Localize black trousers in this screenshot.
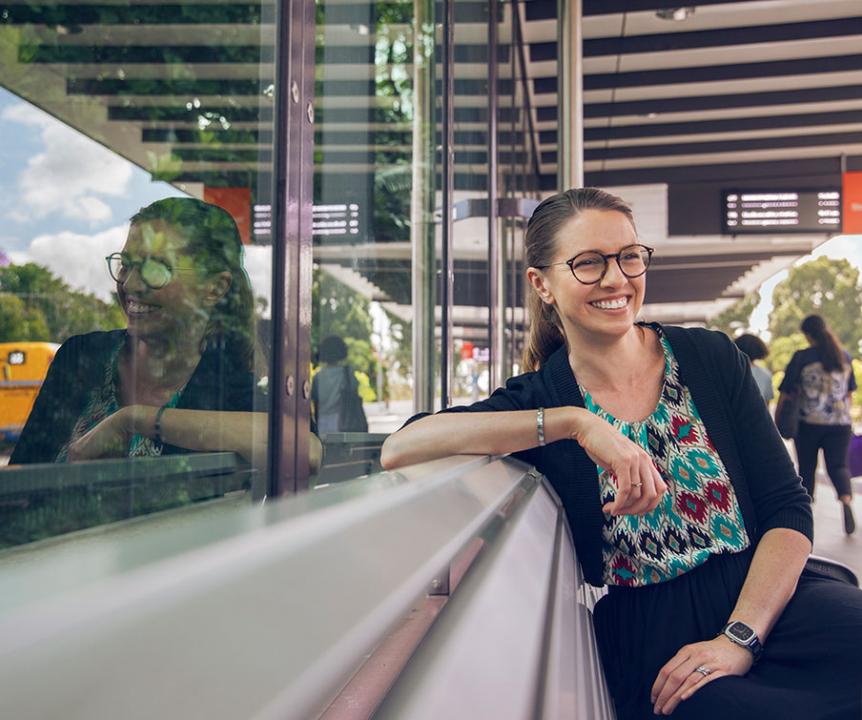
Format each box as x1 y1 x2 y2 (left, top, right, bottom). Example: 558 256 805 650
794 422 853 498
594 550 862 720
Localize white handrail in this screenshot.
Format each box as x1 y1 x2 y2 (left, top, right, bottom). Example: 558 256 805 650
0 455 614 719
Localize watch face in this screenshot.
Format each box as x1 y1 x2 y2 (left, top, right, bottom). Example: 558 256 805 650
727 622 754 643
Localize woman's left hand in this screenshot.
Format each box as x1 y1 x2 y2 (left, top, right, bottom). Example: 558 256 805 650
67 407 136 461
651 636 753 715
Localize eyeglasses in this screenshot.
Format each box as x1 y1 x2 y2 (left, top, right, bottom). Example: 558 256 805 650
536 243 654 285
106 252 196 290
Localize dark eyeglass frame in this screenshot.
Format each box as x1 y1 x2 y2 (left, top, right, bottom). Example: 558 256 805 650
535 243 655 285
105 252 195 290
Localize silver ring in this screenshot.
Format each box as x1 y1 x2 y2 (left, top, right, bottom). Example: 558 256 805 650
694 666 711 677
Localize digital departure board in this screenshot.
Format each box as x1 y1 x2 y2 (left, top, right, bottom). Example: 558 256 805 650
722 190 841 234
312 203 361 238
249 202 364 241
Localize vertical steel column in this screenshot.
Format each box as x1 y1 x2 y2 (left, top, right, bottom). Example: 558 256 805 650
269 0 315 496
506 12 517 379
411 0 437 413
558 0 584 188
440 0 455 408
487 0 501 392
512 0 542 187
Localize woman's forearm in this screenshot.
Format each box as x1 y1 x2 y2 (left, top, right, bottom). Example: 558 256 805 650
128 406 268 463
727 528 811 642
380 406 586 470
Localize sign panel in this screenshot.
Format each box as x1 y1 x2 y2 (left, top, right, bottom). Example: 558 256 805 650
204 186 252 244
721 189 841 234
312 203 362 239
843 172 862 234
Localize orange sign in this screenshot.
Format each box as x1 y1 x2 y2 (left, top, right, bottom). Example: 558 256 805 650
842 172 862 234
203 187 252 244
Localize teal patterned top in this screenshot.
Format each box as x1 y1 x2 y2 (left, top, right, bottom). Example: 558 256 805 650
580 327 750 587
56 339 183 462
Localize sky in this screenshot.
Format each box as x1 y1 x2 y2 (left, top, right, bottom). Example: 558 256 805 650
749 233 862 340
0 88 273 308
1 86 860 330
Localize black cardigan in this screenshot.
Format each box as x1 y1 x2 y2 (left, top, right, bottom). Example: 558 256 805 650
10 330 258 465
426 325 813 587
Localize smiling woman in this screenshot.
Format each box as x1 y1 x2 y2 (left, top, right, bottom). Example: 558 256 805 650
382 187 862 719
10 198 265 466
0 186 286 545
0 0 300 551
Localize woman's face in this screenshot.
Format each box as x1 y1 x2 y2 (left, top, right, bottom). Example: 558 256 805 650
117 219 229 344
528 209 645 342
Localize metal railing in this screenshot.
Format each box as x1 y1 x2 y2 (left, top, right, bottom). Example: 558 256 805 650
0 455 614 719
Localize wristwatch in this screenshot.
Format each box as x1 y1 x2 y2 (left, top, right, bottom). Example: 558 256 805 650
720 621 763 663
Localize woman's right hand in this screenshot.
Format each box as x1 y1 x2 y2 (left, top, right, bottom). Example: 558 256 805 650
570 409 667 517
66 407 135 461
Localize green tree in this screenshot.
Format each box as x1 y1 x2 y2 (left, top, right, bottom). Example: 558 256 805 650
0 294 50 341
768 257 862 357
312 267 378 400
765 332 807 376
0 263 125 343
708 291 760 336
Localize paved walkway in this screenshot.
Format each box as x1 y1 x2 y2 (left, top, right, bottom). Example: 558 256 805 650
811 476 862 579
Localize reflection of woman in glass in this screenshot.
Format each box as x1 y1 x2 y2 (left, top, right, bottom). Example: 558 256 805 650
383 189 862 719
11 198 267 464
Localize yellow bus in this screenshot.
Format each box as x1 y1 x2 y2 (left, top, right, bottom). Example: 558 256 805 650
0 342 59 442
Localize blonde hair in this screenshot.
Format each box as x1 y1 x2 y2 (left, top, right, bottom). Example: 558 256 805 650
522 188 636 372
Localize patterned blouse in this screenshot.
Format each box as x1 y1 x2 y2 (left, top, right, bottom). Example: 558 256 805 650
580 327 750 587
56 340 183 462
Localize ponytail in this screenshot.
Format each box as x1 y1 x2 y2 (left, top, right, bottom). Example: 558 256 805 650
801 314 845 372
521 187 636 371
523 290 565 373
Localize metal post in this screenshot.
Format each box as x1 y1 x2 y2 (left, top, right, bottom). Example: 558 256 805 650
487 0 500 392
512 1 542 188
558 0 583 188
269 0 315 496
411 0 437 413
441 0 455 408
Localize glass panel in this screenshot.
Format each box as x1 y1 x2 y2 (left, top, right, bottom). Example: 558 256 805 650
312 0 436 485
451 3 491 405
0 0 276 548
501 0 539 380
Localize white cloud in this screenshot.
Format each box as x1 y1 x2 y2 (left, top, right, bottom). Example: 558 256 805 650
3 102 133 225
64 195 113 223
1 102 52 128
20 224 130 301
15 227 274 312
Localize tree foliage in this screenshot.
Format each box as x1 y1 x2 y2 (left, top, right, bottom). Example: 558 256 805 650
708 291 760 336
768 257 862 357
0 263 125 344
312 267 379 400
764 332 807 376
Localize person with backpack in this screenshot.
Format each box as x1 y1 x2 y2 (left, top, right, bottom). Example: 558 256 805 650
311 335 368 433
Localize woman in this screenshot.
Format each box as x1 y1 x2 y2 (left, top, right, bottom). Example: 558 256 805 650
312 335 368 433
734 334 773 404
10 197 269 464
381 189 862 719
778 314 857 535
